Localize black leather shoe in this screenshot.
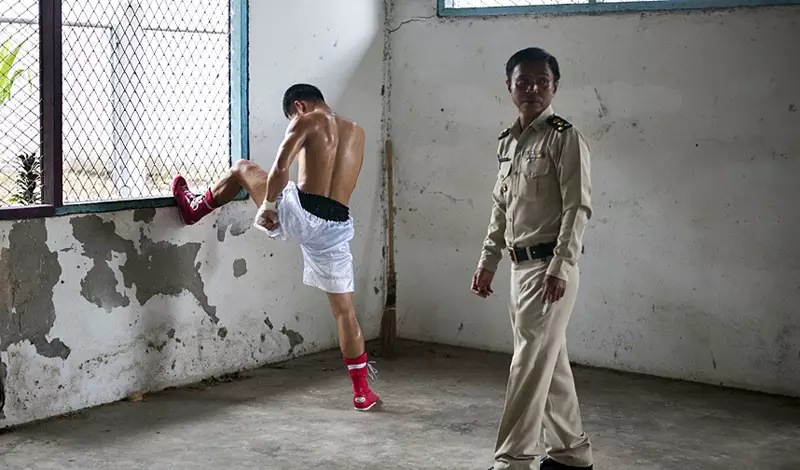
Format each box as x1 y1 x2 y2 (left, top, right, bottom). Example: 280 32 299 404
540 456 593 469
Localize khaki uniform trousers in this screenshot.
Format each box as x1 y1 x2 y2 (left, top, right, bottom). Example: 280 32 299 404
493 259 593 470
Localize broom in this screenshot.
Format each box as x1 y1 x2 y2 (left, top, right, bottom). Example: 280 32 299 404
379 138 397 359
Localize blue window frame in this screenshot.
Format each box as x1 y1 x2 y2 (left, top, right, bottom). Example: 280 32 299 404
438 0 800 17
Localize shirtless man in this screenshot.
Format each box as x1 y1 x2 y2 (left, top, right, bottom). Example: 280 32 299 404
170 83 380 411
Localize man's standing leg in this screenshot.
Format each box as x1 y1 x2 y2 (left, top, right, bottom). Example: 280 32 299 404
540 266 593 469
541 342 592 468
493 261 585 470
327 292 380 411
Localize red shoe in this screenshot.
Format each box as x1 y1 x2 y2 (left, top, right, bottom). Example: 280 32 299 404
345 353 381 411
171 175 215 225
354 387 380 411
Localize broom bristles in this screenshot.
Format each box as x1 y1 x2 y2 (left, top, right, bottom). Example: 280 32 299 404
380 273 397 357
380 304 396 358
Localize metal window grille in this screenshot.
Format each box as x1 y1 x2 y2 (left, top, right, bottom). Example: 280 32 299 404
62 0 231 203
0 0 41 207
0 0 231 209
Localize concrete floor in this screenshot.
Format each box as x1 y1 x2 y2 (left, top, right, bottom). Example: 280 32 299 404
1 341 798 470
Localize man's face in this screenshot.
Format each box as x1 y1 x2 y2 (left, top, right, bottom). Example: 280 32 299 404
507 60 557 118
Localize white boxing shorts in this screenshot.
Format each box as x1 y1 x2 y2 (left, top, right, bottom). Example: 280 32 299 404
253 181 355 294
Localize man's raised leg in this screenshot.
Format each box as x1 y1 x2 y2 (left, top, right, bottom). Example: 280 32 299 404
328 292 380 411
172 160 269 225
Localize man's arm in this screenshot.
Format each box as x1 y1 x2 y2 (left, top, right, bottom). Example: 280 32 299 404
477 176 508 274
264 116 316 203
546 128 592 282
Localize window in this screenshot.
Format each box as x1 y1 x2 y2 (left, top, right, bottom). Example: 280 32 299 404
0 0 248 219
438 0 800 16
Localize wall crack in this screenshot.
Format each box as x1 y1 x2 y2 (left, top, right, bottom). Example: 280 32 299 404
388 15 436 34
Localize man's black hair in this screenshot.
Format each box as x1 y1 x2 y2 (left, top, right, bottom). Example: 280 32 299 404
282 83 325 118
505 47 561 83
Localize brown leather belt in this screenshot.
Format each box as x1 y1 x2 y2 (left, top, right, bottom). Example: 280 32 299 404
508 242 556 264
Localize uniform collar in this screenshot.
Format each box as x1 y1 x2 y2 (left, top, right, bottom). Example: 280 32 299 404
510 105 555 138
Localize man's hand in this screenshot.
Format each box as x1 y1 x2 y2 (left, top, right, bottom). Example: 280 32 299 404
254 205 279 231
471 268 495 298
543 275 566 303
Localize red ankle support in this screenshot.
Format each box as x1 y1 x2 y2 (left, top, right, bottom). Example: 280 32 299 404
344 353 368 366
203 188 218 209
344 353 369 393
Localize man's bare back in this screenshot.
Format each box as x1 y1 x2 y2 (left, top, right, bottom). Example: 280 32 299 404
295 110 365 208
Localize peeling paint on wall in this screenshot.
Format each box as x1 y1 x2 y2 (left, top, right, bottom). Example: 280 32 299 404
216 206 252 242
233 258 247 278
71 216 133 312
147 339 168 353
281 326 304 353
81 266 131 312
123 233 218 323
133 208 156 224
71 215 219 323
0 220 70 360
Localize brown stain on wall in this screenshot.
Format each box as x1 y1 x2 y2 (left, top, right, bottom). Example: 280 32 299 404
0 219 69 360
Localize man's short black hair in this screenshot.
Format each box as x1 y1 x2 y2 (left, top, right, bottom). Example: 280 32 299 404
282 83 325 118
505 47 561 83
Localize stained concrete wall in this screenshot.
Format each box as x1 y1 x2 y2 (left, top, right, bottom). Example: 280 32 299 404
0 0 386 428
389 0 800 396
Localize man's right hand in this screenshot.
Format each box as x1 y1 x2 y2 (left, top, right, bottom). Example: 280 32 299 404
254 204 279 231
471 268 495 298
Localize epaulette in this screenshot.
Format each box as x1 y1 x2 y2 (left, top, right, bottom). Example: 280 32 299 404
547 115 572 132
498 127 511 140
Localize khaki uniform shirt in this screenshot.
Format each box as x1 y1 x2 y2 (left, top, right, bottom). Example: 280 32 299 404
477 106 592 282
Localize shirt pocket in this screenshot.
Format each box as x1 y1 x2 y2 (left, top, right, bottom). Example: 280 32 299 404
519 151 555 201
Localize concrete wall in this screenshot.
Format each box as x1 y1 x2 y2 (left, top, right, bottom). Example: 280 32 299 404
389 0 800 396
0 0 386 428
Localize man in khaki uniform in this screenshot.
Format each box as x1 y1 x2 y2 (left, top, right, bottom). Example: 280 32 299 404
472 47 594 470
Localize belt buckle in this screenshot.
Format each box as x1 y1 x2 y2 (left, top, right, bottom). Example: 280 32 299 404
509 247 518 264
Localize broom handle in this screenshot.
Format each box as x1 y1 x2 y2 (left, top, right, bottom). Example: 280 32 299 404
385 139 395 276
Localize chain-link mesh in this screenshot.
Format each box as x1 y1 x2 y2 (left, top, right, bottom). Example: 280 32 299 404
62 0 230 203
449 0 659 7
0 0 41 207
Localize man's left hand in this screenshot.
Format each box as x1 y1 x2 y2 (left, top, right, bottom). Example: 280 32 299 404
543 275 566 303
